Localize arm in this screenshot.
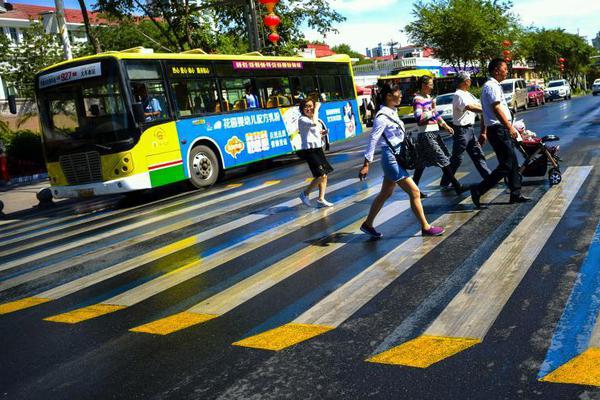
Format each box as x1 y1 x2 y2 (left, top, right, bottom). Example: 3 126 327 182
359 117 385 180
465 103 482 112
413 99 433 126
491 102 518 138
478 117 487 146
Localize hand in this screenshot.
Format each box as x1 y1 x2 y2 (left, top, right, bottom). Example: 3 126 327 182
359 165 369 181
478 133 487 146
509 126 519 139
445 125 454 135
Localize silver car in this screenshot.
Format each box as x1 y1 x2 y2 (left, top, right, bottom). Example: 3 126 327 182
593 79 600 96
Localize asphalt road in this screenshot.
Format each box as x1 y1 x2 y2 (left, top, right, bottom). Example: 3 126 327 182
1 95 599 399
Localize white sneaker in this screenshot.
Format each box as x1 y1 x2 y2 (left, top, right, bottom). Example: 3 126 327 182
316 198 334 207
299 191 312 207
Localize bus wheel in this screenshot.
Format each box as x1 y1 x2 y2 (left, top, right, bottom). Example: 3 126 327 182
188 145 220 188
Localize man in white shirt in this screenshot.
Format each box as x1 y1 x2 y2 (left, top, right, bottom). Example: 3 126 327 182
470 59 530 208
440 71 491 188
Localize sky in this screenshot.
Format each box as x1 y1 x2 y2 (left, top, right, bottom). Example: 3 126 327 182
17 0 600 53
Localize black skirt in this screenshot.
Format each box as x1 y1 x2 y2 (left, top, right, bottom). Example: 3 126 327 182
297 147 334 178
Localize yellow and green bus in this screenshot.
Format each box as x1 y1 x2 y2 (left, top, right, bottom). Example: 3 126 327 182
378 69 435 121
35 47 361 198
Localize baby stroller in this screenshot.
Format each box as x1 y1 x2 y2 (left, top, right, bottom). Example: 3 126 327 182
513 120 562 185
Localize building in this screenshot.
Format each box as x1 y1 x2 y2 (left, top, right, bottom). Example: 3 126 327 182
593 31 600 51
365 43 394 58
0 1 103 100
299 43 336 58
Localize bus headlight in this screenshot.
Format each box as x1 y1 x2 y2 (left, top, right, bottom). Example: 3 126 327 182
109 153 134 179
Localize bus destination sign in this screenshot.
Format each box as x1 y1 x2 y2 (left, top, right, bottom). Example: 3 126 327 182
232 61 303 70
169 65 211 77
39 62 101 89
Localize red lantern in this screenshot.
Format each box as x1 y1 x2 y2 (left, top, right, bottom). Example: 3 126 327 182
558 57 565 63
502 40 512 48
268 32 280 44
504 57 512 63
263 13 281 29
259 0 279 13
502 49 511 57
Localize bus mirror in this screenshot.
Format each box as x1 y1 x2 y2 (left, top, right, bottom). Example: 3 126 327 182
132 103 145 123
8 95 17 115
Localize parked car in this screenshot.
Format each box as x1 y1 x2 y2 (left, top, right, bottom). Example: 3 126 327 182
527 85 545 107
544 79 572 101
434 93 454 122
592 79 600 96
501 78 528 112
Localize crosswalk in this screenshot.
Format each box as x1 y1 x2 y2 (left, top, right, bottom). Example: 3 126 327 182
0 165 597 388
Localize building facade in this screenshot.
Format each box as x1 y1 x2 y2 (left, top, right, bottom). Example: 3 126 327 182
592 31 600 51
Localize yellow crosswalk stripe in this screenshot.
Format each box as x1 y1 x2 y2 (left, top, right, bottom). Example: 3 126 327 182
0 297 51 315
368 166 592 368
232 187 504 351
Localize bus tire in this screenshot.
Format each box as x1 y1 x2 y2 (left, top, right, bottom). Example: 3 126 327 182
188 145 220 188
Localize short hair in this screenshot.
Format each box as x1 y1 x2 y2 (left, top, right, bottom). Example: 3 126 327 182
376 81 401 107
298 98 314 116
488 58 506 75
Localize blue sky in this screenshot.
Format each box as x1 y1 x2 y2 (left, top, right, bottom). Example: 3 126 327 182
19 0 600 53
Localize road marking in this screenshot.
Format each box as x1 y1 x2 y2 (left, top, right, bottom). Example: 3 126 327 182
0 180 276 266
538 219 600 386
130 199 409 335
232 187 504 351
0 179 357 292
42 181 381 324
130 312 218 335
44 304 125 324
368 166 592 368
234 324 334 351
0 296 50 315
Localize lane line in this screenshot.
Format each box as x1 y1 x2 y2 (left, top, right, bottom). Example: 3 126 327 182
538 219 600 386
130 199 409 335
0 181 272 262
0 181 282 271
232 188 504 351
0 179 356 291
368 166 592 368
42 181 382 324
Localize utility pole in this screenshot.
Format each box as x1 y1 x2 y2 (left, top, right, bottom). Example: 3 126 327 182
245 0 262 51
387 39 399 58
54 0 73 60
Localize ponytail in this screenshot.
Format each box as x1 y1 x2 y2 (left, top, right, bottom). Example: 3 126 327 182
375 81 401 110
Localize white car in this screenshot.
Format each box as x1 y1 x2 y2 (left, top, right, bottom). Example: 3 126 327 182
544 79 572 101
592 79 600 96
434 93 454 122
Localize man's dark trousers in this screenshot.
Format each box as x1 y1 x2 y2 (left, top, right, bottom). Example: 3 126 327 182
440 124 491 186
474 125 522 196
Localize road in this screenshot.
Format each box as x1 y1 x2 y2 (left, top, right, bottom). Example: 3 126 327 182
0 95 599 399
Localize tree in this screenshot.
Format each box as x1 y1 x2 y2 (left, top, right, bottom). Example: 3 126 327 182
405 0 519 74
92 0 345 55
331 44 365 60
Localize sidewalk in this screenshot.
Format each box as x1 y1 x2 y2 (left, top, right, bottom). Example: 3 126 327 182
0 179 58 216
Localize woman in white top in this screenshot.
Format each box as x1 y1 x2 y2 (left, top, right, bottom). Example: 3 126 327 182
358 82 444 238
297 98 334 207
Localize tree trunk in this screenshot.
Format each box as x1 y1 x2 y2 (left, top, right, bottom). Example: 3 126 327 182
77 0 102 53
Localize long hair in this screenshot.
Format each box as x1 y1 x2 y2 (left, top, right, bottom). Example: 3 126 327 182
376 81 401 109
298 98 314 117
417 75 433 91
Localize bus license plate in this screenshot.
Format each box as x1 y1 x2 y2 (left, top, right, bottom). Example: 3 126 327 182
77 189 94 198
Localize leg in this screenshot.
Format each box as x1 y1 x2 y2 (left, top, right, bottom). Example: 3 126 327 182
397 177 430 230
465 127 491 179
363 179 396 228
441 165 463 194
304 175 322 195
412 167 425 185
441 128 467 186
476 127 513 195
317 174 328 201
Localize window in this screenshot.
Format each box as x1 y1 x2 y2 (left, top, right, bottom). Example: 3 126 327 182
83 82 126 118
50 98 79 133
290 76 318 104
340 75 355 99
318 76 343 102
126 61 170 123
171 79 219 117
220 78 256 112
256 77 293 108
8 27 19 44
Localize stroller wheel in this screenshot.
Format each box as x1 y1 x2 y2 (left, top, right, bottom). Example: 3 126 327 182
548 168 562 185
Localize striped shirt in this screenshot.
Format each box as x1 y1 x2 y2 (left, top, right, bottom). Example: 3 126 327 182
413 94 443 133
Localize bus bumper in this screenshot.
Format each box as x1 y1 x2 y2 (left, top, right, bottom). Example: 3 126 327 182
50 173 152 199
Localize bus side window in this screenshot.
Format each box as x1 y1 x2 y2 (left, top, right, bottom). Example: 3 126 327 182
318 76 343 102
256 77 292 109
171 79 218 117
220 78 255 112
131 81 170 123
290 76 318 104
340 75 355 100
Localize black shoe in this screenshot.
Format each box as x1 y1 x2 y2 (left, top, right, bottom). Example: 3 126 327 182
420 191 429 199
454 185 466 196
470 187 482 208
510 194 532 204
360 223 383 239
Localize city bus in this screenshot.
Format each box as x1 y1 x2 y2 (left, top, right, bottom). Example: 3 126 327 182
377 69 435 121
34 47 362 198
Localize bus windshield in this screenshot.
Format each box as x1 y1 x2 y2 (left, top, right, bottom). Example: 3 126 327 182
37 60 134 161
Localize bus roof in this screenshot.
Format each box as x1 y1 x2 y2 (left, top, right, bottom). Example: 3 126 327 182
378 69 435 80
38 47 353 74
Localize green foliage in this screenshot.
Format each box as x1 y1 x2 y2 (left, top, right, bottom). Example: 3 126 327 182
5 130 44 165
331 44 365 59
405 0 519 74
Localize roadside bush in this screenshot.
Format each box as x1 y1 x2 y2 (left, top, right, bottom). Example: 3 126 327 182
469 86 483 99
7 130 44 164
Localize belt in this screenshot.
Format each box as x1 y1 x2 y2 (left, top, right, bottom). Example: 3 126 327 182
457 124 474 128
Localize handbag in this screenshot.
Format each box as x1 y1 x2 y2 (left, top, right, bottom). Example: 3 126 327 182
378 114 417 170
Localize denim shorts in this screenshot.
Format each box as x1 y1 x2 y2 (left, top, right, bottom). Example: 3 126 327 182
381 146 410 182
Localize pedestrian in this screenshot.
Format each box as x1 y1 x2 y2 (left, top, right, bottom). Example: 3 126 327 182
470 58 531 208
411 75 464 196
440 71 491 189
297 98 334 208
358 82 444 238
